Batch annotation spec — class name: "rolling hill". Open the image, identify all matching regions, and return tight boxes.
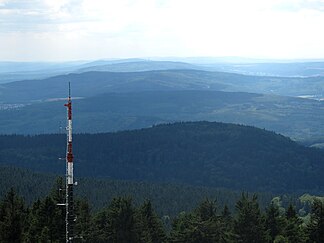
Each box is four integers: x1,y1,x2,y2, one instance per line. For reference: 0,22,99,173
0,121,323,194
1,58,324,84
0,59,199,84
2,69,324,104
1,90,324,140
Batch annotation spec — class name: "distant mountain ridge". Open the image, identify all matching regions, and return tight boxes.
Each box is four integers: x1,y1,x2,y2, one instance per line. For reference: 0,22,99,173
77,60,199,72
0,70,226,103
1,58,323,84
0,121,323,194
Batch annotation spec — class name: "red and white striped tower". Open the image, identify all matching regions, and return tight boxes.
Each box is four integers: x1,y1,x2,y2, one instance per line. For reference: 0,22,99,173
64,82,74,242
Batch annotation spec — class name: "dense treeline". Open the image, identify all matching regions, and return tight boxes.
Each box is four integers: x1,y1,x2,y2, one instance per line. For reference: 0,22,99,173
0,167,275,217
1,183,323,243
1,122,324,193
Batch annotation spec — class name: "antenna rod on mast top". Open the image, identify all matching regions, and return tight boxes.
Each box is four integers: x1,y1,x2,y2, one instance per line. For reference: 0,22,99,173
68,82,71,99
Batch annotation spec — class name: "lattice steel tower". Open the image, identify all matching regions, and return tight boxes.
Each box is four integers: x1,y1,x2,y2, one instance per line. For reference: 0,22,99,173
64,82,74,242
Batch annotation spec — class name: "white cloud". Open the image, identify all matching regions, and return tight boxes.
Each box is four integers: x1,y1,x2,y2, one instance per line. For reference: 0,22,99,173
272,0,324,12
1,0,324,60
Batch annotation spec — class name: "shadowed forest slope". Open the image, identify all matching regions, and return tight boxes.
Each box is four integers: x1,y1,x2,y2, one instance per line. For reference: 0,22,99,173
0,122,323,193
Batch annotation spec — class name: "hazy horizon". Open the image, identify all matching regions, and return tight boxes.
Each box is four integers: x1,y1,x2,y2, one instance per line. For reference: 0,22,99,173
2,56,324,64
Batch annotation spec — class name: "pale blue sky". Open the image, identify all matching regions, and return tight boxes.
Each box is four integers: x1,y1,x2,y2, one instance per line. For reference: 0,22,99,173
1,0,324,61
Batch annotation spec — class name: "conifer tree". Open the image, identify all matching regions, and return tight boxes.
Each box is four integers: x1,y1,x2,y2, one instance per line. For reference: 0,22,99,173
286,204,297,221
221,204,235,242
0,188,26,243
89,209,109,242
170,199,234,243
23,199,42,243
265,201,285,241
283,204,307,243
307,199,324,243
135,200,166,243
221,205,231,222
23,179,65,242
234,193,269,243
274,235,289,243
107,197,138,242
74,199,92,242
169,212,203,242
90,197,138,243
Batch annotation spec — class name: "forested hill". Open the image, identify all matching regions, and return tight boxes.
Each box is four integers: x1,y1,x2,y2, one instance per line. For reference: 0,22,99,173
0,121,323,193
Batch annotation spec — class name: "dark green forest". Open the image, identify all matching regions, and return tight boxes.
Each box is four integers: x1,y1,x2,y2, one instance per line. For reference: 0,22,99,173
1,183,323,243
1,122,324,193
1,121,324,242
0,166,276,217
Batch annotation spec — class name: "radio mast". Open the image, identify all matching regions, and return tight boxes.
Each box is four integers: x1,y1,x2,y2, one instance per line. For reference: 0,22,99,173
64,82,74,242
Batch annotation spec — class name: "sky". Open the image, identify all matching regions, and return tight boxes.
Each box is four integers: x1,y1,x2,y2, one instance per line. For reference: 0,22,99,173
1,0,324,61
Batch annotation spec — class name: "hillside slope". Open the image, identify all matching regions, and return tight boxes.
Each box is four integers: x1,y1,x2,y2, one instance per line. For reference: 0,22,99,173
1,90,324,140
0,122,323,193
